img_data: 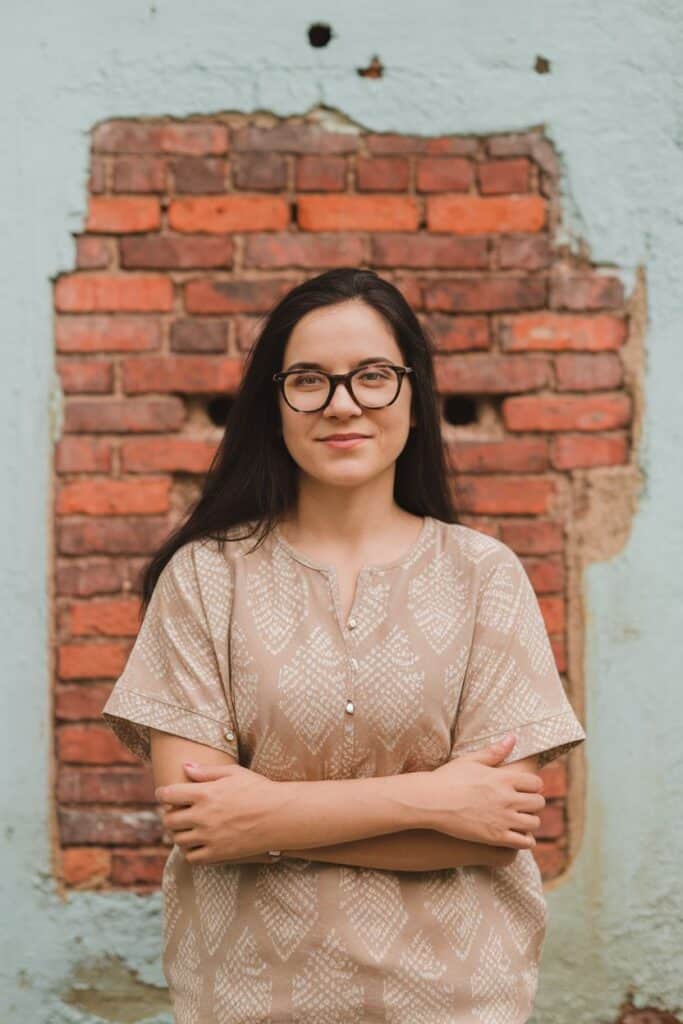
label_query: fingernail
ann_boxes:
[184,761,198,768]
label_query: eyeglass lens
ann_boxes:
[283,364,400,412]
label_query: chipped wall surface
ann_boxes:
[0,2,681,1021]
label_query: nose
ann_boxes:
[324,378,362,415]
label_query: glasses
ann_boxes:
[273,363,415,413]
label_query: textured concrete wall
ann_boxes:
[1,2,681,1021]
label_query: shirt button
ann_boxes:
[345,700,355,714]
[224,729,235,741]
[347,618,357,629]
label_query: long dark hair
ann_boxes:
[141,267,458,610]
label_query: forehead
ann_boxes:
[283,300,401,368]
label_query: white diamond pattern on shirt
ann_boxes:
[409,551,470,654]
[339,866,409,963]
[214,925,272,1024]
[278,626,348,754]
[384,929,456,1024]
[354,625,424,752]
[443,652,469,723]
[192,863,240,956]
[423,868,485,961]
[247,543,308,655]
[462,643,553,732]
[490,854,547,957]
[291,927,365,1023]
[250,727,307,781]
[470,926,520,1024]
[230,621,260,736]
[166,920,202,1024]
[254,859,320,961]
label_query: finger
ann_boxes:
[511,772,544,792]
[516,793,546,813]
[502,830,536,849]
[155,782,203,804]
[185,845,210,863]
[173,828,204,849]
[163,809,199,831]
[511,812,541,831]
[184,763,235,779]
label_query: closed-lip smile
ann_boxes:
[319,433,370,440]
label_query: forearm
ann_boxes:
[256,772,432,852]
[283,829,510,872]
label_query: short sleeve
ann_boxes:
[450,545,586,769]
[101,540,239,764]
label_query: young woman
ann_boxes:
[102,267,585,1023]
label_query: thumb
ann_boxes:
[183,762,236,779]
[465,733,516,765]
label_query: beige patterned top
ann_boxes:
[102,515,586,1024]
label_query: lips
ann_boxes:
[319,434,369,441]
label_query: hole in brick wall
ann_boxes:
[534,55,551,73]
[357,55,384,78]
[442,395,478,427]
[308,23,333,47]
[206,395,234,427]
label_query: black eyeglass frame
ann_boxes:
[272,363,415,413]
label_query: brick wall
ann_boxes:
[53,115,630,891]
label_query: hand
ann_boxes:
[155,762,283,865]
[426,734,546,850]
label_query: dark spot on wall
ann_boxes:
[443,395,478,427]
[535,55,551,74]
[207,396,233,427]
[357,56,384,78]
[308,23,333,48]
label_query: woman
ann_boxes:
[102,267,586,1023]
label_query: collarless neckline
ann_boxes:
[273,515,433,573]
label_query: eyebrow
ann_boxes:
[284,357,394,371]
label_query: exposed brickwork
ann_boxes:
[54,115,632,891]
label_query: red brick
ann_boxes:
[58,360,113,394]
[232,124,358,154]
[551,433,629,469]
[295,155,346,191]
[57,478,170,516]
[477,158,531,194]
[69,597,141,636]
[356,157,410,191]
[554,353,623,391]
[76,236,111,269]
[64,398,184,433]
[86,197,160,233]
[371,234,487,269]
[503,393,631,432]
[122,356,242,394]
[244,232,366,268]
[446,438,549,473]
[487,134,559,176]
[538,760,568,799]
[457,516,499,538]
[170,319,228,353]
[112,850,168,885]
[58,766,154,804]
[56,316,161,353]
[424,276,546,312]
[171,157,227,193]
[56,558,126,596]
[550,273,624,310]
[88,156,107,193]
[184,278,293,314]
[55,274,173,313]
[120,233,233,269]
[550,633,566,673]
[533,842,566,878]
[232,152,288,190]
[56,682,114,720]
[122,438,217,473]
[60,848,111,886]
[297,195,420,231]
[112,156,166,193]
[427,195,546,233]
[452,475,555,515]
[539,595,565,634]
[435,354,551,393]
[93,120,228,156]
[169,195,289,232]
[59,806,162,844]
[366,134,478,155]
[58,517,170,556]
[415,157,472,192]
[537,802,565,839]
[521,555,564,593]
[55,437,112,473]
[500,312,627,351]
[498,235,552,270]
[422,314,490,351]
[58,644,130,680]
[499,519,564,554]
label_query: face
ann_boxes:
[277,300,416,490]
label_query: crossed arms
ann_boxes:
[149,729,540,872]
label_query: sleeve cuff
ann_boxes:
[451,708,586,768]
[102,686,240,764]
